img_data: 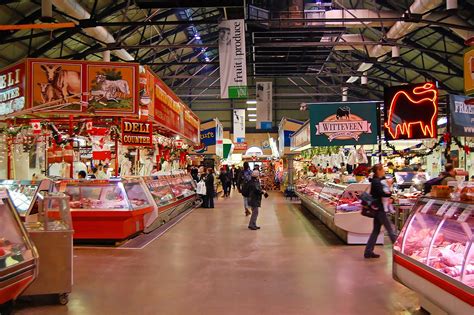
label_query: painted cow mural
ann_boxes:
[384,83,438,140]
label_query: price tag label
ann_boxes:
[457,206,473,223]
[436,202,452,216]
[421,199,436,214]
[444,203,460,218]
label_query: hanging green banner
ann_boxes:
[309,101,379,147]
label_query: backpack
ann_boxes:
[423,176,445,194]
[240,172,252,197]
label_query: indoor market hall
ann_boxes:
[0,1,473,315]
[15,191,418,315]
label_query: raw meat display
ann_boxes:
[395,197,474,288]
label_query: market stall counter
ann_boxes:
[393,197,473,315]
[296,178,384,244]
[0,191,38,312]
[53,179,154,241]
[142,173,198,233]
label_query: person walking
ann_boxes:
[230,166,237,189]
[237,162,252,216]
[364,163,397,259]
[204,168,215,208]
[219,168,231,197]
[247,170,265,230]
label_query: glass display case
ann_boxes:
[143,176,177,207]
[55,179,154,240]
[394,197,474,287]
[0,180,51,217]
[0,190,38,305]
[122,179,152,210]
[296,179,379,244]
[167,175,195,199]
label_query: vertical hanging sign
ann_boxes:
[219,19,247,99]
[256,82,272,130]
[233,109,246,142]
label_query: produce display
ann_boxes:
[394,197,474,288]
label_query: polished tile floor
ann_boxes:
[16,190,420,315]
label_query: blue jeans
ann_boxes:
[364,210,397,255]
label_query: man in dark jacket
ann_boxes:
[237,162,253,216]
[248,170,265,230]
[204,168,215,208]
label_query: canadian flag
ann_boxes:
[31,120,42,135]
[86,120,93,132]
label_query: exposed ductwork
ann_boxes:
[51,0,134,61]
[347,0,444,83]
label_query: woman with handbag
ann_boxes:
[364,164,397,259]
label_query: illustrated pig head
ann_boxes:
[385,83,438,139]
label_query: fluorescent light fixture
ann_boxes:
[248,114,257,117]
[247,107,257,111]
[249,119,256,122]
[246,100,257,104]
[437,117,447,126]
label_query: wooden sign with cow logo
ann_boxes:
[87,63,137,114]
[384,83,438,140]
[309,102,379,147]
[29,60,82,111]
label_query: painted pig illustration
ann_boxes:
[384,83,438,139]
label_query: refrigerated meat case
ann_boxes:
[0,191,38,313]
[54,179,154,241]
[142,173,198,233]
[0,180,52,218]
[296,178,383,244]
[393,197,473,315]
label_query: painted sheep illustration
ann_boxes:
[384,83,438,139]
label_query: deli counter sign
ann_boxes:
[384,82,438,140]
[121,119,153,146]
[0,62,25,116]
[309,102,378,147]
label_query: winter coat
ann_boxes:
[204,174,215,196]
[248,178,263,208]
